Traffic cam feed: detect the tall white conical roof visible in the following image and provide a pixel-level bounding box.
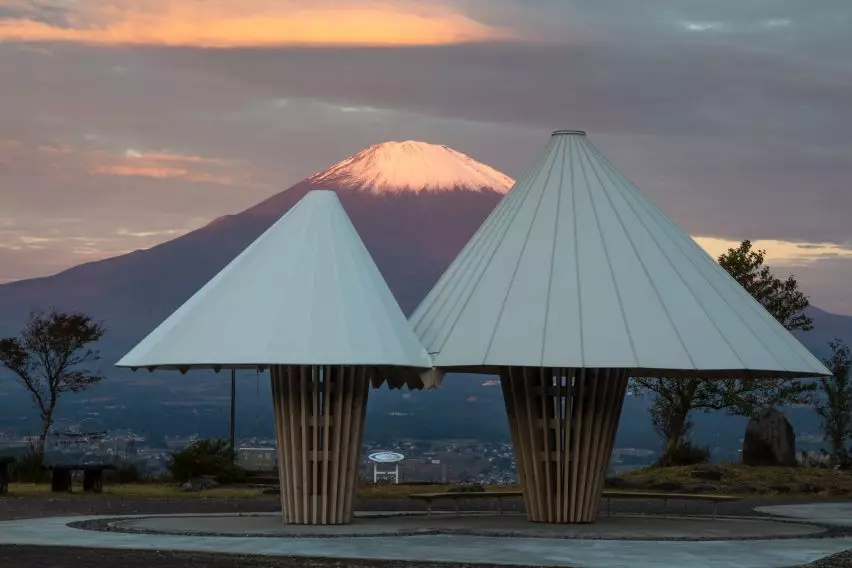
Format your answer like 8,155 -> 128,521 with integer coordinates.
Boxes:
117,190 -> 432,371
410,131 -> 829,378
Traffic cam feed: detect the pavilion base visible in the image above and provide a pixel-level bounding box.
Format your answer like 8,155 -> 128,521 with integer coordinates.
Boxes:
500,367 -> 629,524
270,365 -> 369,525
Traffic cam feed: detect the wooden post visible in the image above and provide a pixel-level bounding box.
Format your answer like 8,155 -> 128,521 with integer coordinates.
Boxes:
0,460 -> 10,495
50,467 -> 73,493
501,367 -> 628,523
270,365 -> 369,524
82,469 -> 104,493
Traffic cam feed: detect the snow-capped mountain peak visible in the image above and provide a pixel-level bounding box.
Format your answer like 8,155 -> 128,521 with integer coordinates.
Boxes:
308,140 -> 514,195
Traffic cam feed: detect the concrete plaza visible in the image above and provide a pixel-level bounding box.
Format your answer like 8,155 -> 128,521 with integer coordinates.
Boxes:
1,503 -> 851,567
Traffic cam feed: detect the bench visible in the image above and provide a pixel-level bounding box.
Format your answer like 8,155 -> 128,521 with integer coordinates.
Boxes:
46,464 -> 116,493
602,490 -> 741,520
409,490 -> 740,520
0,456 -> 14,495
409,490 -> 523,516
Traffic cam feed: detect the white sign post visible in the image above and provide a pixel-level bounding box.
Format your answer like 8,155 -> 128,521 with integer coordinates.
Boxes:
367,451 -> 404,484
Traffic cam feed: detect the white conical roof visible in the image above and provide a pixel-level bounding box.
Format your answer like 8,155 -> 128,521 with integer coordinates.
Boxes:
117,190 -> 432,371
410,131 -> 829,378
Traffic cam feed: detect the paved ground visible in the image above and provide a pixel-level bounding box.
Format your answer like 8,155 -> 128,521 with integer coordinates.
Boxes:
101,511 -> 827,540
757,504 -> 852,527
0,545 -> 503,568
1,498 -> 852,567
1,512 -> 851,567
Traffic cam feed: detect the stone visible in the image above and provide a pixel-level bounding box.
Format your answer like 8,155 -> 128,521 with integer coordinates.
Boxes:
180,477 -> 218,492
742,408 -> 796,466
690,469 -> 723,481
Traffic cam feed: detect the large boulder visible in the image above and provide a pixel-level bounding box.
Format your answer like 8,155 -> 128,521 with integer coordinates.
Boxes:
742,408 -> 796,466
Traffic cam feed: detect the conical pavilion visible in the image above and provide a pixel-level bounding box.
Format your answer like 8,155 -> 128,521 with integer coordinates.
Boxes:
118,190 -> 434,525
410,130 -> 829,523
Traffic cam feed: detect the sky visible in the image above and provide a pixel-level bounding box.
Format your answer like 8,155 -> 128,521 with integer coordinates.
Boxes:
1,0 -> 852,313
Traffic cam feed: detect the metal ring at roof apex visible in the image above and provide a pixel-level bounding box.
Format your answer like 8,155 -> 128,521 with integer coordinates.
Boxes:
551,129 -> 587,136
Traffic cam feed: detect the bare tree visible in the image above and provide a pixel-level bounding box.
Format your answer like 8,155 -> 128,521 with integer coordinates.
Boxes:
0,310 -> 106,456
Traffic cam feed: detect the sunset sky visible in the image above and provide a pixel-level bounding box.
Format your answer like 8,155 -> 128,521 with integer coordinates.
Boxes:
2,1 -> 852,313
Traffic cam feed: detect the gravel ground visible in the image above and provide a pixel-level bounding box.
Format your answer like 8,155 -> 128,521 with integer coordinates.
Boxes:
799,550 -> 852,568
0,545 -> 542,568
0,542 -> 848,568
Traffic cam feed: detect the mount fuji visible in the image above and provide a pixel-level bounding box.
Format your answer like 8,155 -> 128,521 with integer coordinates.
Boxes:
0,140 -> 512,342
0,141 -> 517,441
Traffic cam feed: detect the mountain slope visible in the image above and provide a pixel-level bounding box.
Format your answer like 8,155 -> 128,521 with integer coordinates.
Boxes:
0,141 -> 512,351
0,141 -> 518,444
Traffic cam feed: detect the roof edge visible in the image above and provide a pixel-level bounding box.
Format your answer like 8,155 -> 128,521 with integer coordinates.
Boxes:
427,364 -> 829,379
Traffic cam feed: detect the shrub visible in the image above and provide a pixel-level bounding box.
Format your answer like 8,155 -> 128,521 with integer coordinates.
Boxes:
104,462 -> 144,484
215,464 -> 248,485
167,439 -> 245,484
9,451 -> 48,483
657,442 -> 710,467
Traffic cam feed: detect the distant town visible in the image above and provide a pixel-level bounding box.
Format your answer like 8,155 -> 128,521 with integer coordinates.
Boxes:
0,378 -> 831,483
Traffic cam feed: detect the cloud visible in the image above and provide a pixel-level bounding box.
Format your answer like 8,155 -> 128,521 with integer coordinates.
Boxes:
122,149 -> 231,165
762,18 -> 792,29
0,1 -> 509,46
694,237 -> 852,267
90,149 -> 240,184
680,21 -> 726,32
116,228 -> 185,238
92,165 -> 190,179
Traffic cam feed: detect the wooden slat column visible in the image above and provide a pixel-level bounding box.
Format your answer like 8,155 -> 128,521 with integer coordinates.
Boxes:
271,365 -> 369,524
501,367 -> 629,523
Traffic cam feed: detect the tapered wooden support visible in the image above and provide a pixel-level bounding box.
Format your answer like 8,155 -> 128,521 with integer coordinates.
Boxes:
501,367 -> 629,523
271,365 -> 369,525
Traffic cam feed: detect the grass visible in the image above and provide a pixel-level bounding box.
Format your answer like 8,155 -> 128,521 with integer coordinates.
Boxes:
6,466 -> 851,500
610,463 -> 852,497
2,482 -> 518,500
4,482 -> 269,499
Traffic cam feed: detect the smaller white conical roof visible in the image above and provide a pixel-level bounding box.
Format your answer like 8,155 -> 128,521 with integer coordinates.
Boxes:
410,131 -> 829,378
117,190 -> 432,371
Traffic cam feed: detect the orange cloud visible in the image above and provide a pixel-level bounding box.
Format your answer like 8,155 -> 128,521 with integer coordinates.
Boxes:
92,165 -> 190,179
695,236 -> 852,267
0,1 -> 509,47
91,150 -> 239,185
124,150 -> 231,165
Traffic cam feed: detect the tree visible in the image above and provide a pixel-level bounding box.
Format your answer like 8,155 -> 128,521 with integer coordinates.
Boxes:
816,340 -> 852,466
647,378 -> 698,455
717,240 -> 812,331
0,310 -> 106,456
635,240 -> 815,463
